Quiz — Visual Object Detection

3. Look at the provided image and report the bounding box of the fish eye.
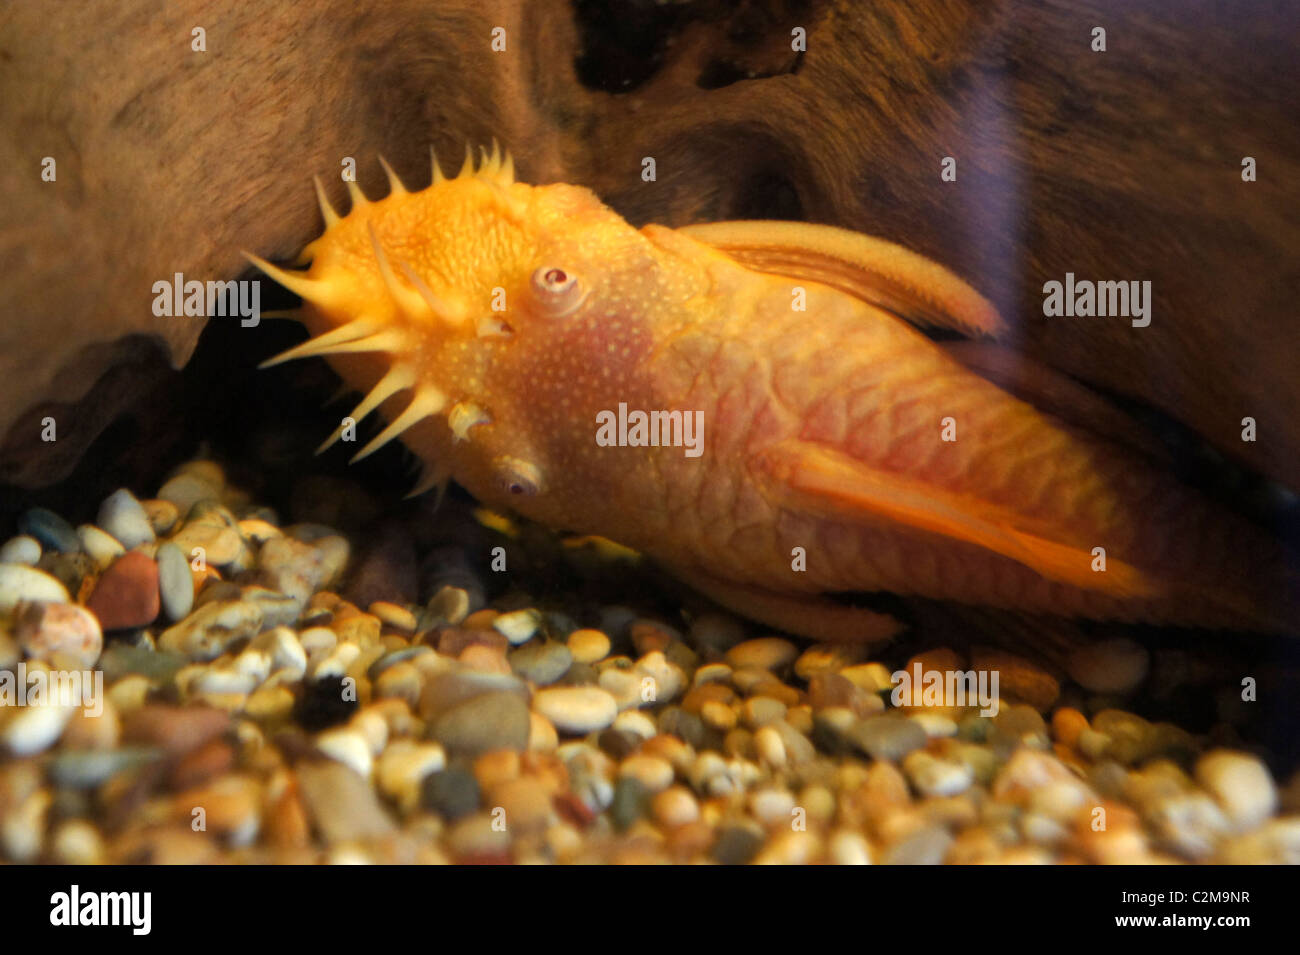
[493,456,544,497]
[530,265,585,316]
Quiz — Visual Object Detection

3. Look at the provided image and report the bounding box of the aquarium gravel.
[0,458,1296,864]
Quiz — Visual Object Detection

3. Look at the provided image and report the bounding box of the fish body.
[248,149,1291,641]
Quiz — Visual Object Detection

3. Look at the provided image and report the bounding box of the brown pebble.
[460,644,512,674]
[474,750,521,790]
[439,628,509,656]
[13,600,103,667]
[970,646,1060,712]
[86,551,160,630]
[1051,707,1089,749]
[170,739,236,790]
[123,705,230,756]
[462,609,500,630]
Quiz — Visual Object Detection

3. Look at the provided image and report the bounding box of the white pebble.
[0,536,41,566]
[533,686,619,734]
[828,829,873,865]
[1195,750,1277,831]
[317,728,373,777]
[96,488,156,549]
[1,700,76,755]
[612,709,658,739]
[0,564,69,612]
[493,608,541,644]
[76,524,125,570]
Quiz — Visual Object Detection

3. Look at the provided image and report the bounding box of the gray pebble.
[48,747,161,788]
[96,488,156,550]
[851,714,928,762]
[883,825,953,865]
[430,690,531,757]
[98,645,187,684]
[421,768,481,821]
[18,507,79,553]
[712,822,766,864]
[610,777,651,831]
[155,542,193,621]
[509,640,573,685]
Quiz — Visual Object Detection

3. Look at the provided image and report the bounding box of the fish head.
[249,148,696,521]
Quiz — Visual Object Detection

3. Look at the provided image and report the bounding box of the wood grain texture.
[1,0,1296,494]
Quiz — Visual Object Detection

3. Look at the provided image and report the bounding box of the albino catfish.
[248,146,1293,641]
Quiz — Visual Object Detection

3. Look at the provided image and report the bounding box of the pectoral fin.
[677,220,1007,339]
[757,439,1161,600]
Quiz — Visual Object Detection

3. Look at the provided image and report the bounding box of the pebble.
[1146,791,1229,860]
[430,690,531,757]
[903,751,975,797]
[690,612,747,652]
[171,512,245,568]
[619,754,675,792]
[155,542,194,621]
[315,727,374,777]
[0,563,69,612]
[86,551,160,630]
[610,777,651,830]
[725,637,798,671]
[1195,750,1277,832]
[370,601,416,632]
[533,686,619,734]
[97,488,156,549]
[258,533,349,606]
[18,507,79,553]
[157,471,222,513]
[75,524,125,570]
[1068,638,1150,695]
[158,599,263,660]
[712,822,765,864]
[883,824,953,865]
[425,585,472,627]
[493,608,541,644]
[969,647,1059,712]
[0,535,41,565]
[1,695,76,754]
[652,786,700,828]
[51,819,107,865]
[422,767,481,821]
[48,747,159,788]
[750,786,797,825]
[509,640,573,685]
[296,761,395,842]
[851,714,928,762]
[141,499,180,535]
[13,600,102,667]
[567,628,611,664]
[828,829,873,865]
[613,709,658,739]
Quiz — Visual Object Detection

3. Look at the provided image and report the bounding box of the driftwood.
[1,0,1297,494]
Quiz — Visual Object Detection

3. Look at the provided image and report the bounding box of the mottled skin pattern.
[250,154,1291,641]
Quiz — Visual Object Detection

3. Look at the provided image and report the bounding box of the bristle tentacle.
[350,387,448,462]
[377,155,408,196]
